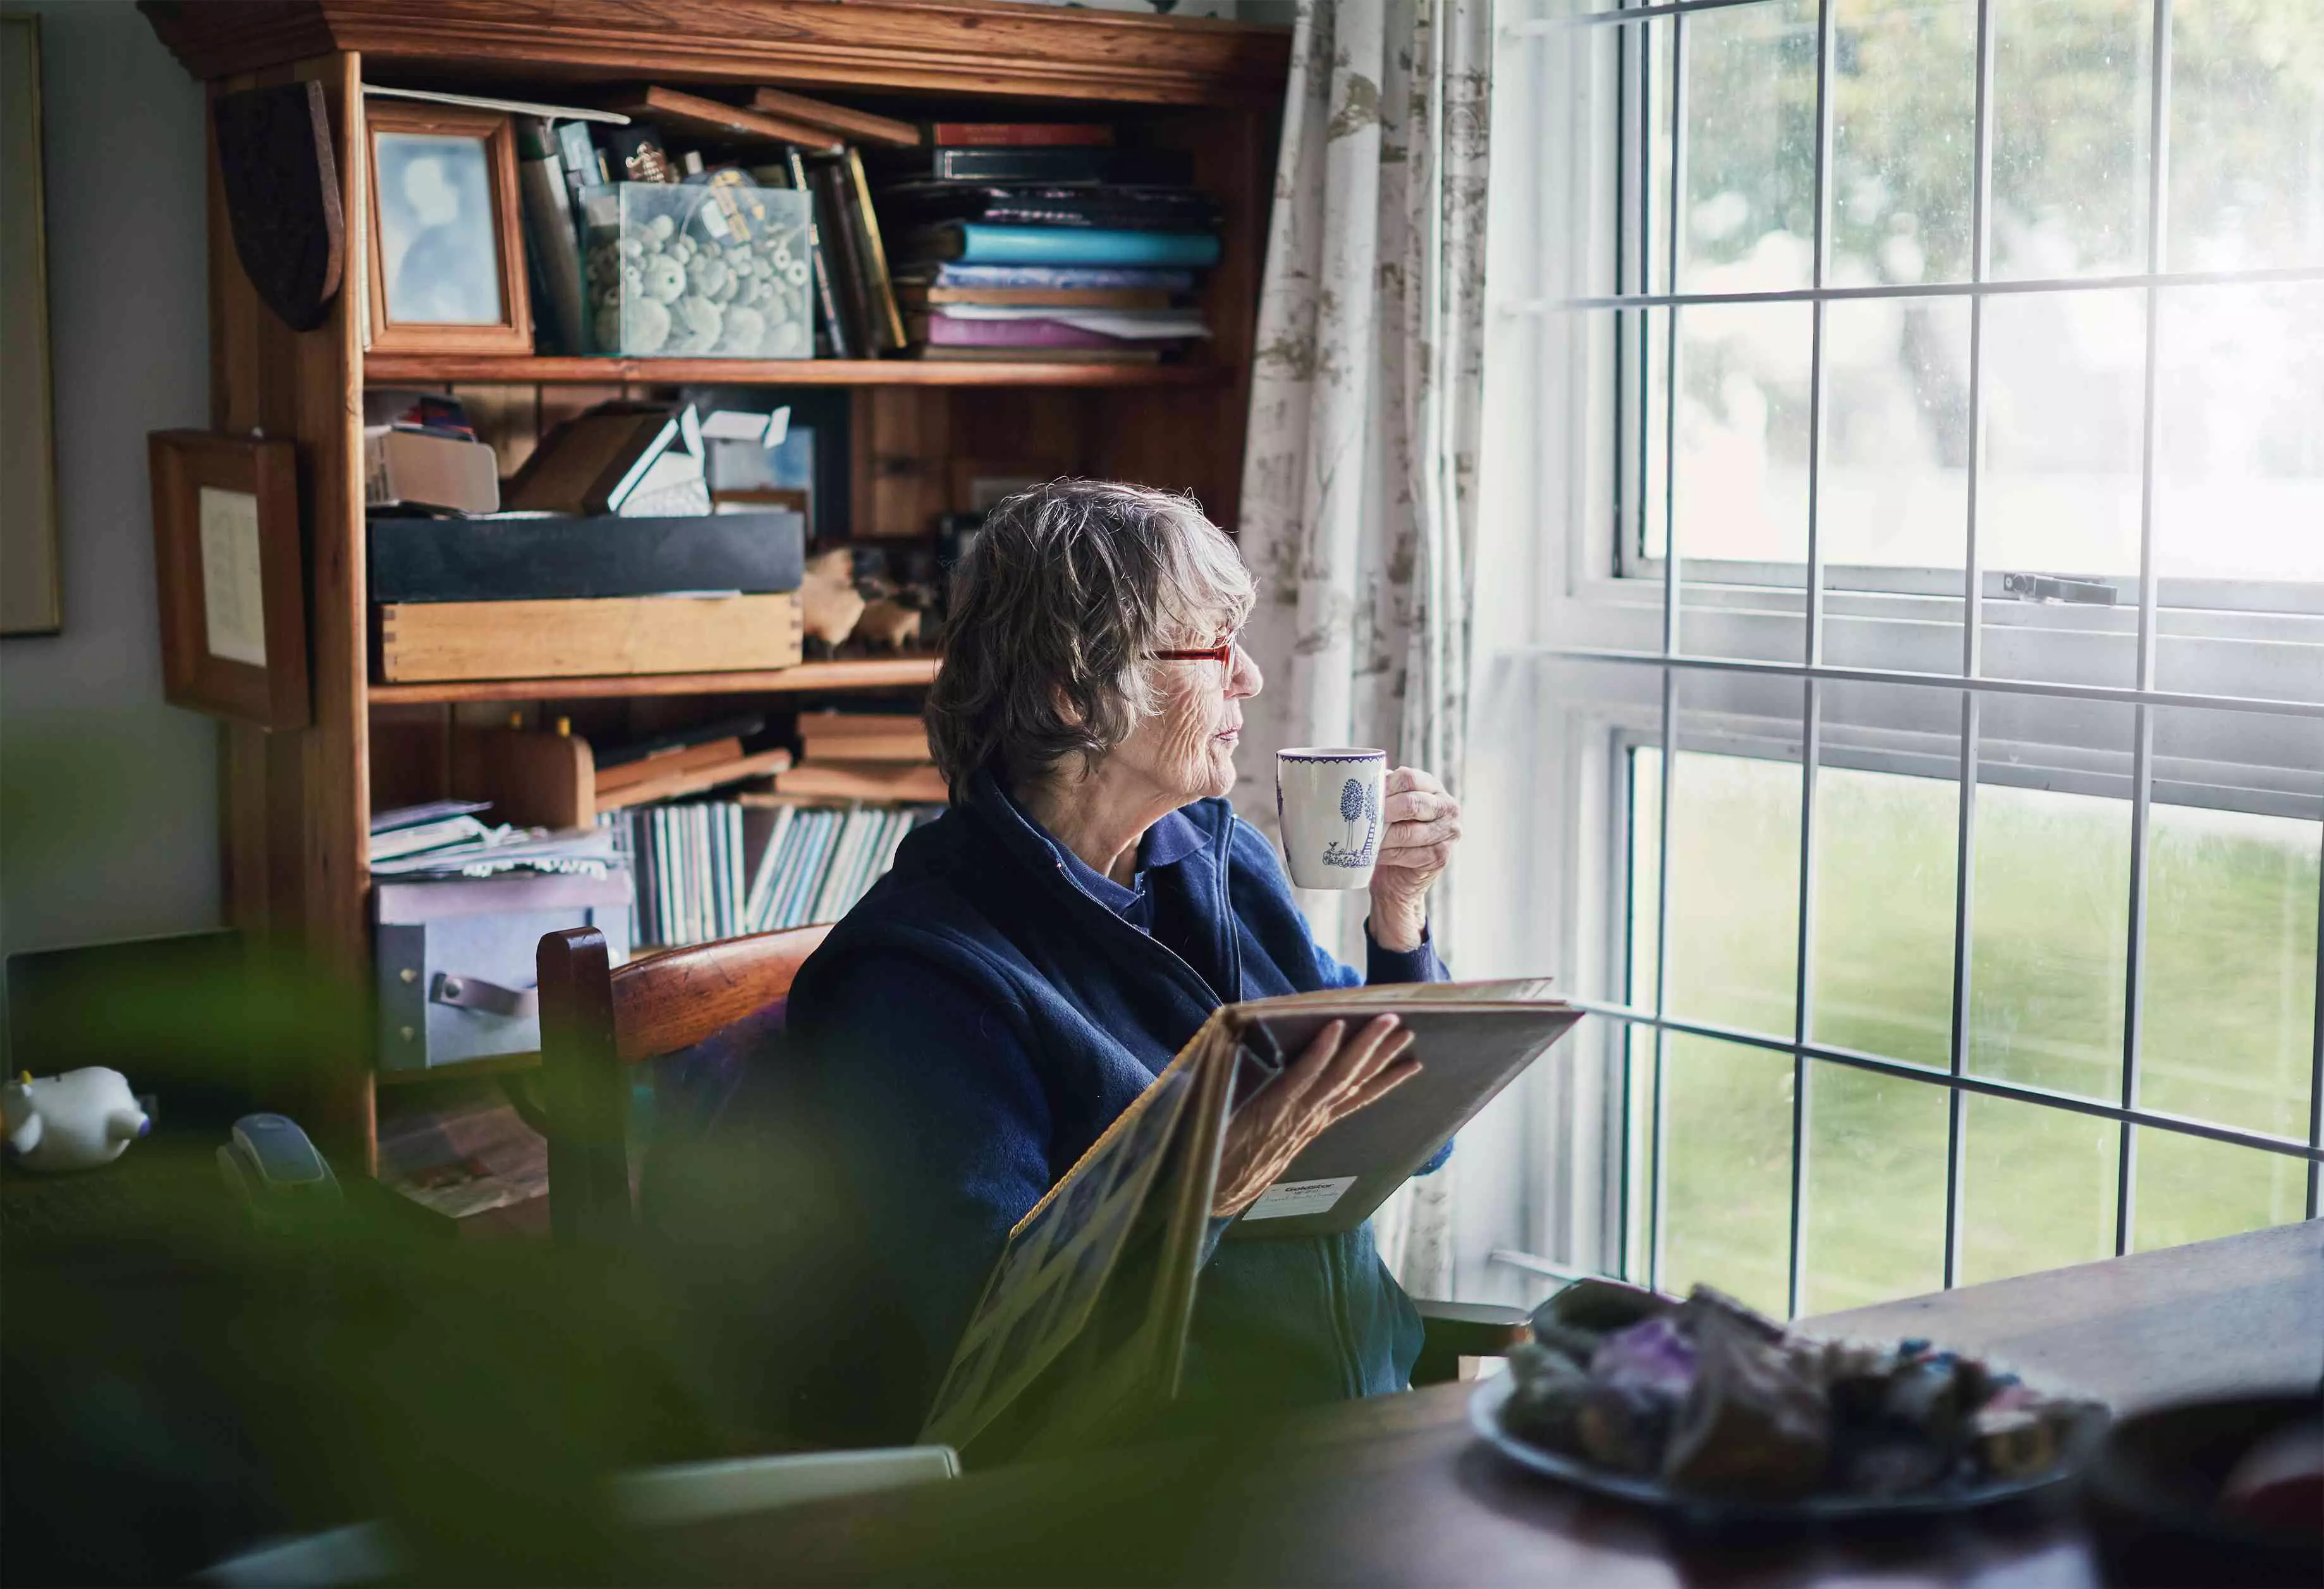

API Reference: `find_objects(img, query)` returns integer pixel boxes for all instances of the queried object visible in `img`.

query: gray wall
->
[0,2,217,1009]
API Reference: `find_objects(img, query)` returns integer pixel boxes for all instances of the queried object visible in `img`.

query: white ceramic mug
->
[1276,748,1388,891]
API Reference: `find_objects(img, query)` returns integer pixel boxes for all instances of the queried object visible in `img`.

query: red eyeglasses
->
[1149,634,1242,669]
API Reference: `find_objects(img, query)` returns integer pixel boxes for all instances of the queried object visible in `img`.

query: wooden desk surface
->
[666,1221,2324,1588]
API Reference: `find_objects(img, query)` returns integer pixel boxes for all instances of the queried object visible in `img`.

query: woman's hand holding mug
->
[1369,767,1461,953]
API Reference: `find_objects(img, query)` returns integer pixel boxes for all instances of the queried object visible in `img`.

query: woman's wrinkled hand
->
[1211,1014,1419,1218]
[1369,765,1462,952]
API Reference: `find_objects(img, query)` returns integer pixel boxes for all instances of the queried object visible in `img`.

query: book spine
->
[845,149,909,355]
[902,287,1175,310]
[812,159,875,356]
[720,799,738,938]
[929,264,1196,291]
[706,803,725,941]
[651,808,671,947]
[676,805,695,947]
[786,146,855,359]
[939,225,1223,269]
[770,810,816,928]
[517,118,589,356]
[696,805,714,944]
[927,123,1114,147]
[921,315,1123,350]
[923,148,1191,185]
[799,810,843,926]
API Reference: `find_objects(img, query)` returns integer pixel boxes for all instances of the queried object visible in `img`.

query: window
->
[1462,0,2323,1316]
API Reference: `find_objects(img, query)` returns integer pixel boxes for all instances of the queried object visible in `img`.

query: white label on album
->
[1242,1175,1357,1222]
[197,486,267,667]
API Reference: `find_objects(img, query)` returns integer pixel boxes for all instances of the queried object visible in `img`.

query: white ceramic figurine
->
[2,1067,150,1174]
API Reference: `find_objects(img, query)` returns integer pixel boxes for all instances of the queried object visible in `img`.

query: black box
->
[368,510,805,603]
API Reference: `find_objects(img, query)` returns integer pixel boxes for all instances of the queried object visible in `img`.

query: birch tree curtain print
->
[1236,0,1493,1296]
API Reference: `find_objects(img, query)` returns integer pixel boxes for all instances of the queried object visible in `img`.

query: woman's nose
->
[1228,642,1262,700]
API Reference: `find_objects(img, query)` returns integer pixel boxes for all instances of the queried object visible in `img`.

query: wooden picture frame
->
[362,99,530,355]
[148,431,310,729]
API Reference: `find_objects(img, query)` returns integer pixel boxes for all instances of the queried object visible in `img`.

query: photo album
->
[920,981,1584,1460]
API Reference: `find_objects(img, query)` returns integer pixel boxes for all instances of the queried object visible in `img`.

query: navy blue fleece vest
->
[781,768,1441,1444]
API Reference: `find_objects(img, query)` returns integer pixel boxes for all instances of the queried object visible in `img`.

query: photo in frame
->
[362,100,530,355]
[147,432,309,730]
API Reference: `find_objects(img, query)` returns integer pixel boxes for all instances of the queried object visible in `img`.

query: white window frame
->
[1463,0,2324,1313]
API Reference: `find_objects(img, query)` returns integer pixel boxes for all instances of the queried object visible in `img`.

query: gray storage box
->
[374,871,632,1072]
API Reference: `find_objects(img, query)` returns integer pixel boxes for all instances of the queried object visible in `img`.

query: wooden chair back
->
[537,923,831,1243]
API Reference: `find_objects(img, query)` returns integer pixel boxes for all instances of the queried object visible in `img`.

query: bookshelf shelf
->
[363,355,1232,389]
[369,657,939,704]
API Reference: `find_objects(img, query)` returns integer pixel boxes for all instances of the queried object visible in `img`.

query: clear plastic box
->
[581,180,814,358]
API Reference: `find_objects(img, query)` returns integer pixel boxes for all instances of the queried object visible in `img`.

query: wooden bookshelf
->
[369,657,939,705]
[149,0,1289,1172]
[364,355,1232,388]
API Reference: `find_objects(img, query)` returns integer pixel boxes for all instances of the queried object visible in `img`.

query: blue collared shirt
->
[1013,793,1440,979]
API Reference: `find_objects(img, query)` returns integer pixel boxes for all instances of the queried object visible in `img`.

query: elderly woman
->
[785,479,1464,1444]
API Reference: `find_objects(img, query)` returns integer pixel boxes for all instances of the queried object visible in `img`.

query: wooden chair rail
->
[537,922,829,1242]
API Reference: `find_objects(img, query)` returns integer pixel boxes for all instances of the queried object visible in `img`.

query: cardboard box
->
[364,425,501,514]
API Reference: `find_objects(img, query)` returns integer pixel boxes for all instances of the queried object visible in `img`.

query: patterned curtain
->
[1235,0,1494,1298]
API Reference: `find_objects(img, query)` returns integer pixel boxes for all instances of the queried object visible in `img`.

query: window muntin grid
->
[1484,0,2324,1306]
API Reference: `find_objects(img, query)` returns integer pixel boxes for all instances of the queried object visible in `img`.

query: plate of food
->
[1470,1278,2110,1519]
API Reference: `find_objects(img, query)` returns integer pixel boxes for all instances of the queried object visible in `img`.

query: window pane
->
[2153,280,2324,595]
[1960,1092,2120,1284]
[1968,705,2134,1101]
[1990,0,2154,281]
[2131,1128,2309,1253]
[1819,293,1971,580]
[2167,0,2324,273]
[1832,0,1979,286]
[1665,741,1804,1039]
[1675,299,1813,635]
[1682,0,1820,294]
[2140,798,2320,1140]
[1811,759,1959,1069]
[1636,306,1675,564]
[1625,1021,1659,1284]
[1978,287,2144,686]
[1660,1032,1794,1315]
[1802,1060,1948,1312]
[1629,742,1665,1013]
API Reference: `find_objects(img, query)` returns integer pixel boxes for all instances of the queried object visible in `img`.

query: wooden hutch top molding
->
[138,0,1293,106]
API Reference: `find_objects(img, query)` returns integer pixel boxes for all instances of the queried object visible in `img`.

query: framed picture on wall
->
[148,431,309,730]
[362,100,531,355]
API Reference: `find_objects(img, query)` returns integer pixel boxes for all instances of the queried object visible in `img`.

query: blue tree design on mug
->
[1339,778,1365,851]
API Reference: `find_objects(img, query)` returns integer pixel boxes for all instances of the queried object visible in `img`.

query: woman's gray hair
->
[927,479,1254,795]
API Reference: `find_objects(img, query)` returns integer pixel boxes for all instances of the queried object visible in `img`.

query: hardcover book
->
[881,146,1194,186]
[917,983,1581,1463]
[905,224,1223,269]
[927,122,1113,147]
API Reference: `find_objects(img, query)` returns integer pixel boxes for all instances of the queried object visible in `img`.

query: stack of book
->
[776,710,948,803]
[874,123,1220,364]
[603,797,939,947]
[591,715,792,813]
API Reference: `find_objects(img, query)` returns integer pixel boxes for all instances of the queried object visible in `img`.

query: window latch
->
[1999,572,2119,607]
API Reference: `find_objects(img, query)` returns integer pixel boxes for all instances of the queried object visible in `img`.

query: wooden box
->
[376,592,804,683]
